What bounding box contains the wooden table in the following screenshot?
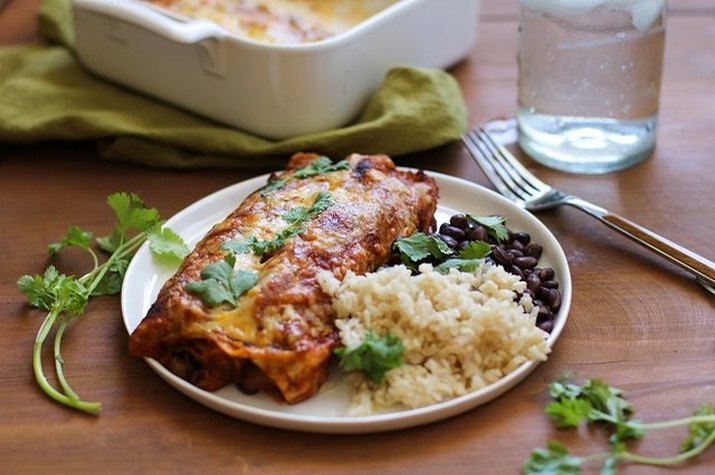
[2,1,713,473]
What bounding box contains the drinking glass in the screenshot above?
[517,0,667,174]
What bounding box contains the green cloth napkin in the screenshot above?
[0,0,468,168]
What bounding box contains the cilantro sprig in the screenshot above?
[524,376,715,474]
[224,191,334,258]
[184,254,257,308]
[260,157,349,195]
[392,232,452,269]
[292,157,350,179]
[17,192,188,414]
[434,240,491,274]
[392,232,491,273]
[334,331,404,384]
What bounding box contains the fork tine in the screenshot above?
[476,128,551,195]
[464,128,535,201]
[461,131,524,203]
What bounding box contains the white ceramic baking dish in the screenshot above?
[73,0,479,139]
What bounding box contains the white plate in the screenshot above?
[121,170,572,433]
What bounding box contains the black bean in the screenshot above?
[541,280,559,289]
[539,268,555,281]
[536,306,552,324]
[526,273,541,294]
[513,232,531,245]
[491,245,513,266]
[538,319,554,333]
[457,240,471,252]
[439,222,450,234]
[539,288,558,307]
[514,256,538,269]
[439,234,459,249]
[441,225,466,241]
[449,214,469,229]
[509,240,525,252]
[525,243,543,259]
[550,290,562,313]
[467,226,489,242]
[508,248,524,259]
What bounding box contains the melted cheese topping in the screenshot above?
[146,0,398,44]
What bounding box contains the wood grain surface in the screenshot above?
[1,1,714,474]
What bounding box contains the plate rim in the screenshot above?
[121,169,572,433]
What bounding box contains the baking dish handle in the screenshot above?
[74,0,225,43]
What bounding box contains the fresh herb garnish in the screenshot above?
[224,191,334,258]
[524,376,715,474]
[184,254,257,308]
[293,157,350,179]
[434,240,491,274]
[467,214,509,242]
[259,157,350,195]
[260,177,288,196]
[393,232,452,269]
[334,331,404,384]
[17,192,188,414]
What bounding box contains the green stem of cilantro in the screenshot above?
[40,233,147,413]
[618,429,715,465]
[580,453,611,464]
[80,234,145,295]
[640,414,715,431]
[54,318,80,400]
[576,426,715,467]
[33,309,101,414]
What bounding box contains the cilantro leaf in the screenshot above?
[434,258,482,274]
[260,177,288,196]
[293,157,350,179]
[148,226,189,265]
[90,258,129,296]
[107,192,160,233]
[522,440,583,475]
[17,266,88,316]
[393,232,453,268]
[546,377,644,444]
[184,255,257,308]
[222,239,252,255]
[432,241,489,274]
[580,379,635,426]
[458,240,492,259]
[97,193,160,252]
[48,225,93,254]
[17,266,63,311]
[546,398,594,429]
[467,214,509,242]
[334,331,404,384]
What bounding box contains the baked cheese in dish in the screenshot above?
[145,0,399,44]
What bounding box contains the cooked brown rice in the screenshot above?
[318,263,551,415]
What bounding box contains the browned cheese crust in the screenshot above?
[128,153,438,403]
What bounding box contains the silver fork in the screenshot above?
[462,126,715,295]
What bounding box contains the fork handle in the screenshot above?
[568,199,715,287]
